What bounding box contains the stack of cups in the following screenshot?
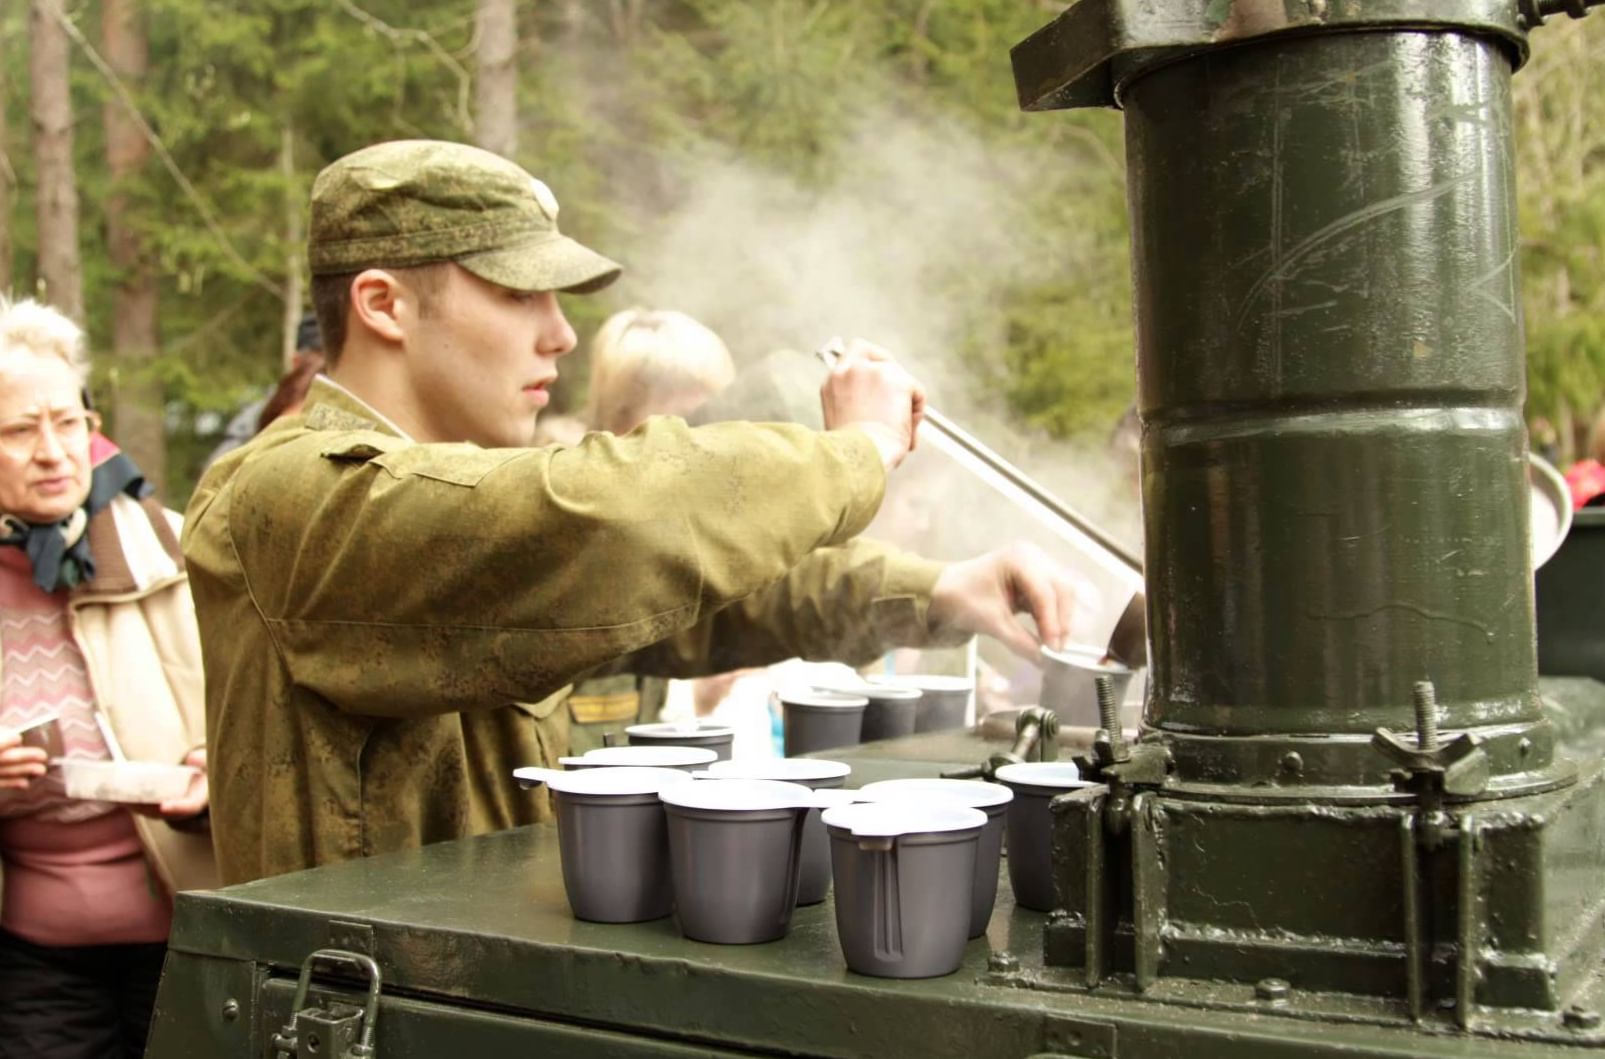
[658,779,841,944]
[993,762,1089,912]
[700,758,852,905]
[511,766,693,923]
[623,721,735,761]
[776,689,868,756]
[858,778,1013,938]
[821,802,988,978]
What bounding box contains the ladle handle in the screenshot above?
[816,338,1142,572]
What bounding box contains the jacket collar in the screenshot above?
[302,376,414,440]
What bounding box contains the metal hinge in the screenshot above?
[270,948,381,1059]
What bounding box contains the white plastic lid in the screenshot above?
[626,721,736,739]
[705,758,851,783]
[868,674,973,692]
[820,801,986,837]
[993,761,1085,790]
[512,765,694,796]
[570,746,718,768]
[775,688,868,709]
[658,778,816,812]
[813,681,921,701]
[1040,642,1133,675]
[859,777,1013,809]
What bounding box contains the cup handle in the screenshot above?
[602,730,623,748]
[512,766,562,790]
[779,806,809,915]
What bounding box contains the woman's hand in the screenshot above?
[158,747,209,819]
[0,726,48,791]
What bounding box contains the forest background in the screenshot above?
[0,0,1602,508]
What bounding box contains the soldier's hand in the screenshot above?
[0,727,48,791]
[820,338,926,472]
[927,542,1078,663]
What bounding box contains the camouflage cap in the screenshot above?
[308,140,621,294]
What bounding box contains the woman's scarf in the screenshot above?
[0,435,152,593]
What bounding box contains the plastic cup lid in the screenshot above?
[814,681,921,702]
[626,721,735,738]
[658,778,816,812]
[868,673,972,692]
[859,777,1013,809]
[1040,643,1133,675]
[512,765,694,796]
[704,758,851,782]
[775,688,868,709]
[993,761,1085,789]
[821,801,986,837]
[571,746,718,768]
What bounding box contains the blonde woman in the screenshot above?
[567,309,738,752]
[0,297,214,1059]
[585,308,736,434]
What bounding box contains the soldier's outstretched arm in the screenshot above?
[191,418,892,716]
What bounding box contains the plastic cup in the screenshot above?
[823,802,987,978]
[993,761,1088,912]
[778,690,867,756]
[703,758,852,905]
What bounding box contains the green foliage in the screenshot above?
[3,1,1604,504]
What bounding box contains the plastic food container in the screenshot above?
[993,761,1089,912]
[776,690,867,756]
[701,758,853,905]
[512,765,694,923]
[868,675,972,732]
[558,745,718,771]
[659,779,839,944]
[624,722,735,761]
[57,760,199,804]
[858,777,1013,937]
[822,801,987,978]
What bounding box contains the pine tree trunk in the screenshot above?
[474,0,517,158]
[0,21,15,297]
[28,0,82,323]
[280,124,302,373]
[102,0,164,490]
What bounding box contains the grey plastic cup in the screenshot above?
[779,690,867,756]
[659,780,817,944]
[511,766,693,924]
[559,746,718,772]
[816,682,921,742]
[625,721,735,761]
[859,778,1013,937]
[823,802,988,978]
[870,675,972,732]
[703,758,852,905]
[994,762,1088,913]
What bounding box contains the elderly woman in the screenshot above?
[0,297,215,1059]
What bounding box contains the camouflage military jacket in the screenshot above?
[184,379,947,884]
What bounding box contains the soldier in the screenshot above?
[185,140,1080,885]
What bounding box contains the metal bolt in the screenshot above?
[1412,680,1439,753]
[1255,977,1291,1002]
[1518,737,1534,758]
[221,999,240,1022]
[1564,1006,1602,1030]
[988,951,1020,974]
[1096,675,1126,759]
[1279,751,1304,777]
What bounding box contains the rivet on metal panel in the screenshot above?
[1041,1014,1117,1058]
[989,951,1021,974]
[1255,977,1291,1003]
[221,998,240,1022]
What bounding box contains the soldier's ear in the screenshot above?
[349,270,408,345]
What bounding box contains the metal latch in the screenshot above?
[271,948,381,1058]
